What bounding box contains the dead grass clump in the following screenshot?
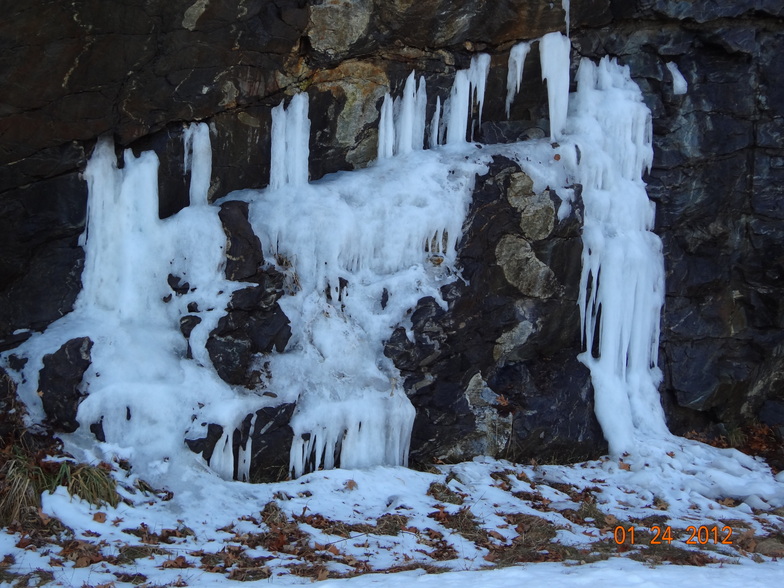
[427,482,464,505]
[375,513,408,536]
[0,446,119,527]
[116,544,172,564]
[629,543,721,566]
[485,513,558,563]
[431,507,489,546]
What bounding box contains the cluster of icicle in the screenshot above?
[377,54,491,158]
[257,55,496,477]
[571,56,664,457]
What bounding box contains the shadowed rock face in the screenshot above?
[2,1,784,465]
[38,337,94,433]
[384,157,604,464]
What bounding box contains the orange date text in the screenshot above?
[613,525,733,545]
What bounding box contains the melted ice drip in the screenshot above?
[270,93,310,189]
[505,42,531,118]
[540,32,571,141]
[442,54,491,145]
[183,122,212,206]
[377,71,428,159]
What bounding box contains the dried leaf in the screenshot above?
[619,461,631,471]
[161,555,190,569]
[488,530,506,541]
[93,512,107,523]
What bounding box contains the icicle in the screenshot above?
[78,138,166,323]
[236,413,257,482]
[562,0,571,37]
[540,32,571,141]
[446,70,470,144]
[269,101,287,189]
[378,93,396,159]
[573,57,665,456]
[429,96,441,148]
[286,93,310,186]
[666,62,688,95]
[505,42,531,118]
[209,431,235,481]
[414,76,428,150]
[183,122,212,206]
[395,72,417,155]
[379,72,428,158]
[468,53,491,131]
[444,53,491,144]
[269,93,310,189]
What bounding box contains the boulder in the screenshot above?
[38,337,93,432]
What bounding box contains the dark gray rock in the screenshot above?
[386,157,598,464]
[38,337,93,433]
[207,287,291,386]
[185,403,295,482]
[218,201,266,283]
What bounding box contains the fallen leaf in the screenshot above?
[619,461,631,471]
[93,512,107,523]
[161,555,191,569]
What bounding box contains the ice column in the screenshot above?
[540,32,571,141]
[270,93,310,189]
[183,122,212,206]
[378,94,396,159]
[378,72,428,159]
[444,53,491,144]
[79,138,166,323]
[573,57,664,456]
[505,42,531,118]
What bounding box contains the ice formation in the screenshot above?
[2,30,783,508]
[235,144,486,477]
[505,42,531,118]
[182,122,212,206]
[666,61,688,95]
[562,0,570,36]
[377,71,428,159]
[443,54,491,144]
[570,56,661,455]
[540,32,571,141]
[270,92,310,188]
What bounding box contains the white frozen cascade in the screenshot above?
[270,93,310,188]
[1,36,783,507]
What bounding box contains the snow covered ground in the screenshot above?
[2,456,783,587]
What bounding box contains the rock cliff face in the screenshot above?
[1,0,783,467]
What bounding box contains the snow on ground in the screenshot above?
[1,456,783,587]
